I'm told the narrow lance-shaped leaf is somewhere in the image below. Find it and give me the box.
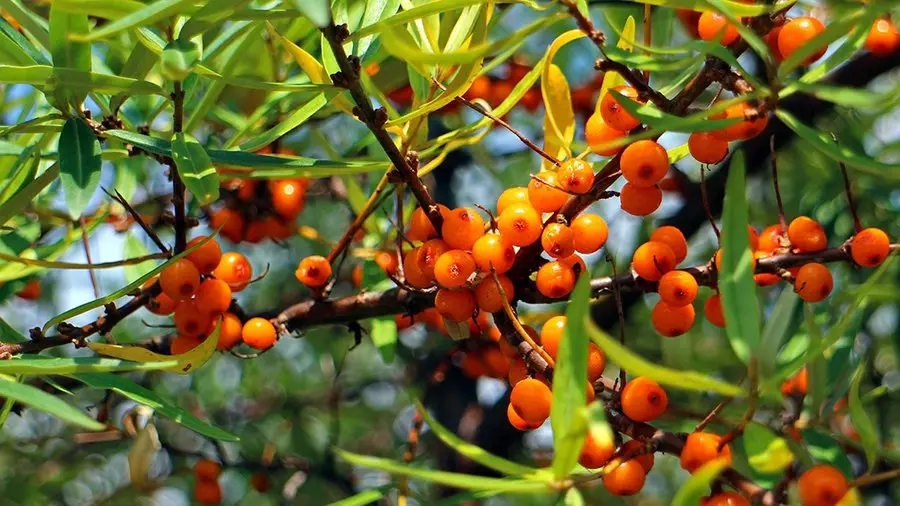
[848,362,878,471]
[671,458,730,506]
[69,0,197,41]
[171,133,219,206]
[59,117,102,218]
[291,0,330,27]
[743,423,794,474]
[370,316,397,363]
[759,288,800,377]
[0,374,104,430]
[48,5,90,109]
[0,356,179,375]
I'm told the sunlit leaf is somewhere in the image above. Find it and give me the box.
[743,423,794,474]
[671,458,729,506]
[171,132,219,205]
[0,374,104,430]
[848,362,878,471]
[58,117,102,218]
[69,0,197,41]
[0,356,179,375]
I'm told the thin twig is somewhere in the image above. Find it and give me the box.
[103,188,169,254]
[171,81,187,253]
[700,165,721,239]
[79,217,100,298]
[605,250,627,390]
[770,135,787,231]
[833,135,863,233]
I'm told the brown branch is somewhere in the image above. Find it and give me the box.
[171,81,187,253]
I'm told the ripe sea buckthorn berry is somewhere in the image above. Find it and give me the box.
[269,179,306,219]
[712,103,767,141]
[408,204,451,242]
[559,253,587,276]
[658,270,699,307]
[585,113,627,156]
[481,345,510,378]
[174,301,212,337]
[798,464,849,506]
[374,250,400,276]
[688,132,729,164]
[213,252,253,291]
[194,480,222,506]
[507,403,542,431]
[160,259,201,301]
[650,226,688,264]
[850,228,890,267]
[143,279,177,315]
[781,367,808,397]
[540,315,567,359]
[578,431,615,469]
[210,207,245,243]
[536,261,576,299]
[462,351,486,379]
[245,220,269,244]
[510,378,552,424]
[570,213,608,254]
[778,17,827,65]
[185,236,222,274]
[242,317,277,350]
[794,262,833,302]
[295,255,332,288]
[474,275,514,313]
[170,334,202,355]
[558,159,594,194]
[715,248,758,273]
[704,294,726,328]
[620,183,662,216]
[680,432,732,473]
[765,24,785,60]
[261,215,292,240]
[621,140,669,187]
[442,207,486,250]
[217,312,243,351]
[250,472,270,493]
[528,172,569,213]
[706,492,750,506]
[753,251,781,286]
[435,288,476,323]
[195,278,233,316]
[748,225,760,251]
[541,222,576,259]
[587,343,606,381]
[632,241,676,281]
[434,250,477,289]
[758,224,787,253]
[621,439,654,472]
[698,11,740,45]
[351,264,363,287]
[403,248,432,288]
[788,216,827,252]
[508,358,528,386]
[416,239,450,281]
[498,203,543,246]
[603,459,646,496]
[465,75,491,100]
[865,19,900,57]
[600,86,642,132]
[195,459,221,481]
[472,234,516,274]
[621,377,668,422]
[497,187,529,215]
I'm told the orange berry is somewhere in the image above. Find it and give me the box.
[603,459,646,496]
[351,264,363,287]
[850,228,890,267]
[170,334,202,355]
[680,432,732,473]
[195,459,221,481]
[620,183,662,216]
[143,279,177,315]
[403,248,432,288]
[213,252,252,291]
[261,215,293,240]
[435,288,476,323]
[621,439,655,473]
[217,312,243,351]
[657,270,699,307]
[242,317,277,350]
[765,24,785,60]
[159,259,201,301]
[507,402,542,431]
[585,113,627,156]
[481,345,510,378]
[621,377,668,422]
[652,301,696,337]
[416,239,451,281]
[194,278,233,316]
[794,262,833,303]
[210,207,245,243]
[754,251,782,286]
[600,86,642,132]
[295,255,332,288]
[778,17,827,65]
[570,213,608,254]
[621,140,669,188]
[510,378,552,424]
[578,431,615,469]
[465,75,491,100]
[540,315,567,359]
[528,172,569,213]
[15,279,41,300]
[541,222,576,259]
[798,465,850,506]
[474,275,514,313]
[711,102,768,141]
[689,132,729,164]
[174,301,212,337]
[374,250,400,276]
[250,472,270,493]
[185,236,222,274]
[498,203,543,246]
[269,179,306,219]
[650,226,688,264]
[706,492,750,506]
[632,241,676,281]
[535,261,576,299]
[788,216,827,253]
[243,220,266,244]
[748,225,760,250]
[698,11,740,45]
[433,250,477,289]
[508,358,528,386]
[558,159,594,194]
[408,204,450,242]
[194,480,222,506]
[442,207,486,250]
[865,19,900,57]
[781,367,809,397]
[758,224,788,253]
[472,234,516,274]
[704,294,726,328]
[587,343,606,382]
[558,253,587,275]
[496,187,530,215]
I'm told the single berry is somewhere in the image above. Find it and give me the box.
[587,343,606,382]
[650,226,688,264]
[416,239,451,281]
[160,259,201,301]
[781,367,809,397]
[407,204,450,242]
[698,11,740,45]
[213,252,253,291]
[194,480,222,506]
[174,301,212,338]
[621,140,669,187]
[621,377,668,422]
[442,207,486,250]
[508,358,528,386]
[143,279,177,315]
[403,248,432,288]
[195,459,221,481]
[269,179,307,219]
[850,228,890,267]
[621,439,655,473]
[194,278,233,316]
[559,253,587,275]
[435,288,477,323]
[602,459,647,496]
[261,215,293,240]
[704,294,726,328]
[242,317,277,349]
[794,262,833,302]
[689,132,729,164]
[496,187,530,215]
[757,224,788,253]
[652,300,696,337]
[170,334,203,355]
[433,250,477,288]
[585,113,627,156]
[185,236,222,274]
[865,18,900,57]
[778,17,828,65]
[680,432,732,473]
[498,203,543,246]
[510,378,552,424]
[473,275,514,313]
[528,172,569,213]
[507,402,542,431]
[481,345,510,378]
[632,241,676,281]
[600,86,642,132]
[536,261,576,298]
[217,312,243,351]
[711,102,768,141]
[540,316,567,359]
[374,250,400,276]
[472,234,516,274]
[765,24,785,60]
[706,492,750,506]
[295,255,332,288]
[657,270,699,307]
[570,213,608,254]
[578,431,615,469]
[788,216,827,252]
[620,183,662,216]
[249,472,270,493]
[798,464,849,506]
[541,222,576,259]
[558,159,595,194]
[210,207,245,243]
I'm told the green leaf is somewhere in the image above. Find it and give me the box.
[291,0,330,27]
[49,0,145,18]
[123,233,153,285]
[609,88,747,134]
[0,163,58,227]
[416,401,542,477]
[563,488,584,506]
[586,315,743,397]
[69,0,197,42]
[0,64,166,95]
[237,93,329,153]
[171,133,218,206]
[718,151,761,365]
[0,374,104,430]
[671,458,729,506]
[802,428,852,478]
[759,289,800,377]
[58,117,102,218]
[71,373,239,441]
[550,275,591,479]
[805,305,827,419]
[0,316,27,343]
[335,449,548,493]
[179,0,254,39]
[160,37,202,81]
[370,316,398,363]
[356,0,401,59]
[776,7,868,78]
[743,423,794,474]
[623,0,774,17]
[0,356,178,375]
[848,362,878,471]
[0,142,42,203]
[0,0,51,50]
[49,5,91,109]
[781,82,889,108]
[0,29,37,66]
[325,486,392,506]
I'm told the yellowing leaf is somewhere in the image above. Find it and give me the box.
[128,421,161,490]
[88,319,221,375]
[837,488,861,506]
[747,436,794,473]
[274,26,355,115]
[595,16,635,114]
[541,63,574,170]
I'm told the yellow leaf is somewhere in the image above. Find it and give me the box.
[88,319,221,375]
[128,421,160,490]
[595,16,636,115]
[541,64,574,170]
[747,435,794,473]
[836,488,860,506]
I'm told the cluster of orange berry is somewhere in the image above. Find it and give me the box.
[191,460,270,505]
[211,147,307,244]
[12,279,42,301]
[144,236,279,353]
